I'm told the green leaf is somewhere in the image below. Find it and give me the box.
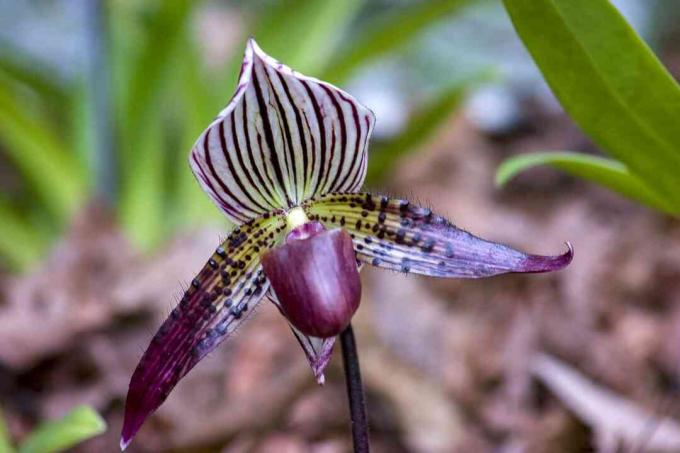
[0,199,47,272]
[0,45,68,110]
[365,77,476,183]
[219,0,364,98]
[321,0,481,84]
[496,151,676,214]
[18,406,106,453]
[68,80,96,177]
[0,408,16,453]
[502,0,680,211]
[119,114,166,250]
[0,78,86,223]
[171,37,227,229]
[116,0,194,250]
[249,0,364,76]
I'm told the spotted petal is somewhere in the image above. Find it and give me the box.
[190,39,375,224]
[268,290,335,385]
[120,215,286,450]
[305,193,573,277]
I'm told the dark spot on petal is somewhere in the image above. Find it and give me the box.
[230,306,243,319]
[216,320,229,335]
[422,239,435,253]
[399,200,409,215]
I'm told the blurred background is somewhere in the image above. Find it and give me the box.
[1,0,680,451]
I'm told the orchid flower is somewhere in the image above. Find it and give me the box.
[121,39,572,450]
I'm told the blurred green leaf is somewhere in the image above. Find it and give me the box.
[0,45,68,108]
[250,0,364,75]
[68,80,95,175]
[0,79,86,223]
[220,0,364,97]
[502,0,680,212]
[117,0,194,250]
[118,0,194,141]
[120,113,166,250]
[322,0,481,84]
[0,408,16,453]
[0,199,47,271]
[366,78,475,183]
[496,152,675,213]
[18,406,105,453]
[172,37,227,229]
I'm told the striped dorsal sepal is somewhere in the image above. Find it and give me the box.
[190,39,376,224]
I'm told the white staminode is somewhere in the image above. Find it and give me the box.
[286,207,309,231]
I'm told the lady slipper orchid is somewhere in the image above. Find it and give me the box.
[121,39,572,449]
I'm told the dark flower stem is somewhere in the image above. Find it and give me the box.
[340,324,370,453]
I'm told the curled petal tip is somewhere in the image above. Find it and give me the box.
[521,241,574,273]
[245,37,260,55]
[120,407,144,452]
